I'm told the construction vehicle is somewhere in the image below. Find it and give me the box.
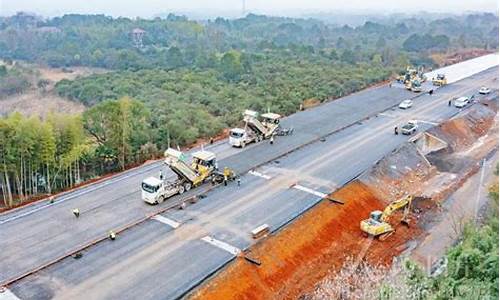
[229,110,293,148]
[141,148,233,204]
[432,74,447,86]
[405,79,422,92]
[398,66,426,85]
[360,195,413,240]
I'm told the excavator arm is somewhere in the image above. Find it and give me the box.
[381,195,413,222]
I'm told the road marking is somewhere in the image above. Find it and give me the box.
[201,236,241,255]
[152,215,181,229]
[292,184,328,198]
[248,170,271,180]
[413,119,439,126]
[0,288,20,300]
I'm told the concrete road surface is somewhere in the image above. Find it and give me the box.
[4,63,497,299]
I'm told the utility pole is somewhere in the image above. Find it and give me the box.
[242,0,246,16]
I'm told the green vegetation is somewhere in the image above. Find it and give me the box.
[0,63,31,97]
[0,12,497,206]
[396,181,499,300]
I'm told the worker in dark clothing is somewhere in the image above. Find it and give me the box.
[448,100,452,106]
[429,89,434,95]
[237,176,241,187]
[159,170,163,180]
[394,126,399,135]
[210,138,214,145]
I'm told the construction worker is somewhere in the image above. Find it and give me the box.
[72,208,80,218]
[429,89,434,95]
[394,126,399,135]
[448,100,452,106]
[270,135,274,145]
[159,170,163,180]
[223,167,230,186]
[109,230,116,240]
[237,176,241,187]
[210,137,214,145]
[49,196,55,204]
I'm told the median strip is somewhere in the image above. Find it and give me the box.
[152,215,181,229]
[201,236,241,256]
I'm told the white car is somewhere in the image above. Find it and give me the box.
[479,86,491,94]
[454,96,470,108]
[399,99,413,109]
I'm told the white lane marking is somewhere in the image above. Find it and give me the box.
[292,184,328,198]
[152,215,181,229]
[248,170,271,180]
[201,236,241,255]
[413,119,439,126]
[0,288,21,300]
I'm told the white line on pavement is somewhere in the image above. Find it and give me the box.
[201,236,241,255]
[292,184,328,198]
[152,215,181,229]
[413,119,439,126]
[0,288,20,300]
[248,170,271,180]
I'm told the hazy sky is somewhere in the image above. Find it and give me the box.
[0,0,498,18]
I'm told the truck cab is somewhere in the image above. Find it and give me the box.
[141,177,164,204]
[229,128,255,148]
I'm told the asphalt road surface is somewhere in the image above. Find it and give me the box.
[1,57,498,299]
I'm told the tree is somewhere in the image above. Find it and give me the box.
[340,49,356,64]
[219,50,244,81]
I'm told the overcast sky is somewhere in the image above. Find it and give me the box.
[0,0,498,18]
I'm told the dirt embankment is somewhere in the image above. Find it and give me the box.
[190,181,425,300]
[190,101,498,300]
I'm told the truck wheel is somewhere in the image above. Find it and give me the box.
[178,186,185,195]
[184,182,192,191]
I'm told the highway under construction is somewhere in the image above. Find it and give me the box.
[0,54,498,300]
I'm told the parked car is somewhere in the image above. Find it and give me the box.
[401,120,418,135]
[479,86,491,94]
[399,99,413,109]
[454,96,470,108]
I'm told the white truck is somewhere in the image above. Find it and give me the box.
[142,148,230,204]
[229,110,293,148]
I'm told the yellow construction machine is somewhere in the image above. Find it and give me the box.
[360,195,413,240]
[432,73,447,86]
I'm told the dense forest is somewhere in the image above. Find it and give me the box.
[0,12,498,206]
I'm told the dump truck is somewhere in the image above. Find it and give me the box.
[142,148,233,204]
[229,110,293,148]
[360,195,413,240]
[432,74,447,86]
